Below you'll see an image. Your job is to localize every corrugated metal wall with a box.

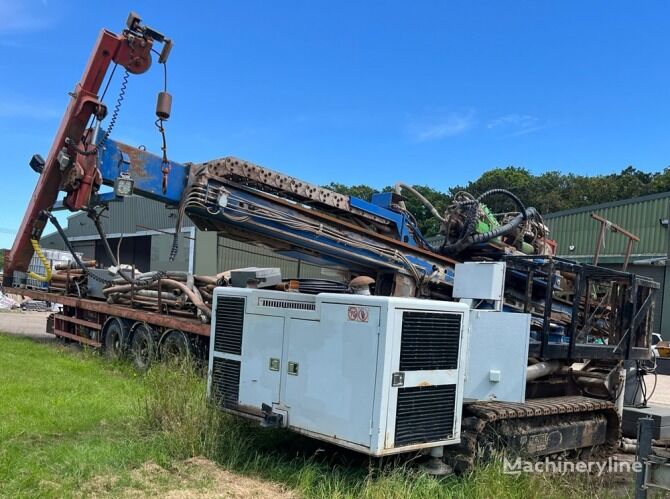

[545,192,670,261]
[545,193,670,338]
[63,196,193,238]
[600,263,665,336]
[41,197,342,280]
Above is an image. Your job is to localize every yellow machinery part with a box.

[27,239,52,282]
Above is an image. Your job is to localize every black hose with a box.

[51,209,165,287]
[43,212,88,271]
[89,211,145,285]
[91,213,118,267]
[440,206,537,255]
[476,188,527,217]
[438,189,535,255]
[469,207,537,245]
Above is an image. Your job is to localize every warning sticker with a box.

[348,306,369,322]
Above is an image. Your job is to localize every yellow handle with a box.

[27,239,52,282]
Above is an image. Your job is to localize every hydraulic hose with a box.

[43,211,96,272]
[439,188,536,255]
[90,211,164,286]
[469,207,537,246]
[91,214,118,267]
[394,183,446,223]
[441,207,537,255]
[27,239,52,282]
[476,188,527,217]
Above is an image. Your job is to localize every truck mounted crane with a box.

[3,13,660,473]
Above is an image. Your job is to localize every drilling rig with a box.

[4,13,659,473]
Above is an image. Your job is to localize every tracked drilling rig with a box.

[4,13,659,473]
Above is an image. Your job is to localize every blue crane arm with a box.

[97,139,189,204]
[94,140,456,288]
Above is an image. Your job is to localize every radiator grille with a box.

[211,357,240,409]
[258,298,316,311]
[394,384,456,446]
[214,297,245,354]
[399,312,461,371]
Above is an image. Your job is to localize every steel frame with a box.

[503,255,659,361]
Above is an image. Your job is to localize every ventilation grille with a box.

[394,384,456,446]
[258,298,316,311]
[399,312,461,371]
[214,297,245,355]
[211,357,240,409]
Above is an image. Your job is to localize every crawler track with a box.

[448,396,620,472]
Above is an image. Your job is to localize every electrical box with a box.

[453,262,505,302]
[208,288,470,456]
[229,267,282,288]
[464,310,530,403]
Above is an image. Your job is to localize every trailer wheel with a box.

[129,323,158,371]
[160,329,192,363]
[102,317,127,360]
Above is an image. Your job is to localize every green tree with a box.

[324,165,670,238]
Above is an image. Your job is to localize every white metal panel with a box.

[369,304,396,454]
[383,306,468,451]
[238,314,285,409]
[464,310,530,402]
[282,302,381,447]
[453,262,506,301]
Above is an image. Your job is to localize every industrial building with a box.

[544,191,670,338]
[40,196,332,281]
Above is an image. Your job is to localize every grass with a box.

[0,333,630,498]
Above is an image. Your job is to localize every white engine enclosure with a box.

[208,288,470,456]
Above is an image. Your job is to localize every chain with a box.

[155,117,170,193]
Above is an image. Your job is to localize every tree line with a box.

[325,166,670,237]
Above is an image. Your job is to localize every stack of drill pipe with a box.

[101,271,228,321]
[49,268,87,293]
[54,260,96,270]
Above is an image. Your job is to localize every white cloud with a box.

[488,114,537,129]
[410,110,476,142]
[487,113,545,137]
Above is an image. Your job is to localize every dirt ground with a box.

[83,457,296,498]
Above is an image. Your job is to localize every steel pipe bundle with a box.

[102,271,224,321]
[47,266,227,323]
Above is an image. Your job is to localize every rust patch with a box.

[117,142,153,182]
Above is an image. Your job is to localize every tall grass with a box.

[139,360,624,499]
[141,361,224,459]
[0,333,629,498]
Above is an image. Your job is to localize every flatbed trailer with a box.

[5,286,210,365]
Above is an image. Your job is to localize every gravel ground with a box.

[0,310,52,341]
[644,373,670,407]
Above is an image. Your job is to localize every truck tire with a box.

[160,329,192,363]
[129,323,158,371]
[102,317,127,360]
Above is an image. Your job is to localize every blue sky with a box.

[1,1,669,248]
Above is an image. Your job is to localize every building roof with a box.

[544,191,670,219]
